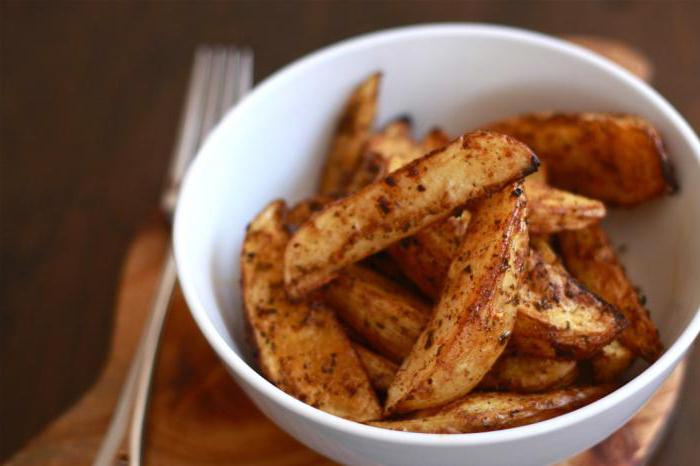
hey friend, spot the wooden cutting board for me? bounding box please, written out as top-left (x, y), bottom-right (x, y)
top-left (9, 220), bottom-right (687, 466)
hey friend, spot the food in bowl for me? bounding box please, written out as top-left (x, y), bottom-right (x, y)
top-left (240, 72), bottom-right (676, 433)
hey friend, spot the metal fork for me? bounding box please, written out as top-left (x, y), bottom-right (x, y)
top-left (93, 46), bottom-right (253, 466)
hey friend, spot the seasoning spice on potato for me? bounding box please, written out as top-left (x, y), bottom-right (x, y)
top-left (353, 344), bottom-right (399, 393)
top-left (370, 386), bottom-right (611, 434)
top-left (324, 265), bottom-right (431, 362)
top-left (241, 73), bottom-right (670, 433)
top-left (385, 182), bottom-right (529, 414)
top-left (479, 354), bottom-right (578, 393)
top-left (285, 131), bottom-right (539, 297)
top-left (510, 249), bottom-right (627, 360)
top-left (241, 201), bottom-right (381, 421)
top-left (319, 73), bottom-right (381, 195)
top-left (559, 224), bottom-right (663, 362)
top-left (486, 112), bottom-right (677, 206)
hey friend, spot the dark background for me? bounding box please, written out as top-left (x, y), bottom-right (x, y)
top-left (2, 0), bottom-right (699, 463)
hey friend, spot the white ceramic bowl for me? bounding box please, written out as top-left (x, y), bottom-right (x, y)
top-left (174, 24), bottom-right (700, 466)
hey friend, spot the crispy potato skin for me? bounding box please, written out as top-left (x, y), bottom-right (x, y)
top-left (356, 348), bottom-right (579, 394)
top-left (346, 118), bottom-right (415, 192)
top-left (388, 178), bottom-right (602, 296)
top-left (385, 183), bottom-right (529, 414)
top-left (591, 340), bottom-right (635, 383)
top-left (353, 344), bottom-right (399, 392)
top-left (391, 227), bottom-right (624, 361)
top-left (486, 112), bottom-right (676, 206)
top-left (559, 225), bottom-right (663, 362)
top-left (511, 249), bottom-right (627, 360)
top-left (370, 386), bottom-right (611, 433)
top-left (285, 131), bottom-right (539, 297)
top-left (479, 354), bottom-right (578, 393)
top-left (241, 201), bottom-right (381, 421)
top-left (319, 73), bottom-right (381, 195)
top-left (323, 265), bottom-right (431, 362)
top-left (525, 179), bottom-right (606, 234)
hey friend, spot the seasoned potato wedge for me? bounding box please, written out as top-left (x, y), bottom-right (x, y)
top-left (355, 346), bottom-right (579, 395)
top-left (387, 211), bottom-right (471, 298)
top-left (559, 225), bottom-right (663, 361)
top-left (526, 180), bottom-right (606, 234)
top-left (479, 354), bottom-right (578, 393)
top-left (241, 201), bottom-right (381, 421)
top-left (346, 117), bottom-right (415, 192)
top-left (591, 340), bottom-right (635, 383)
top-left (353, 343), bottom-right (399, 392)
top-left (371, 386), bottom-right (611, 433)
top-left (319, 73), bottom-right (381, 195)
top-left (511, 249), bottom-right (627, 359)
top-left (389, 182), bottom-right (601, 297)
top-left (486, 112), bottom-right (676, 206)
top-left (285, 131), bottom-right (539, 297)
top-left (385, 183), bottom-right (529, 414)
top-left (323, 265), bottom-right (431, 362)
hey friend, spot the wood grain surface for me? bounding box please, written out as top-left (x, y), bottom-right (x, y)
top-left (7, 224), bottom-right (687, 466)
top-left (2, 1), bottom-right (699, 464)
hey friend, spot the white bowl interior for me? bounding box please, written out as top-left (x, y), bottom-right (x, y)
top-left (174, 24), bottom-right (700, 461)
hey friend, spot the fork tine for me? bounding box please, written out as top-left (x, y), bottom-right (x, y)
top-left (197, 47), bottom-right (228, 146)
top-left (237, 47), bottom-right (254, 100)
top-left (220, 47), bottom-right (241, 112)
top-left (161, 47), bottom-right (214, 213)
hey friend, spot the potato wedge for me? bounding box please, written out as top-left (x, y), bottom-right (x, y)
top-left (387, 211), bottom-right (471, 298)
top-left (510, 249), bottom-right (627, 359)
top-left (345, 117), bottom-right (415, 192)
top-left (354, 346), bottom-right (578, 395)
top-left (319, 73), bottom-right (381, 195)
top-left (526, 180), bottom-right (606, 234)
top-left (479, 354), bottom-right (578, 393)
top-left (591, 340), bottom-right (635, 383)
top-left (370, 386), bottom-right (611, 433)
top-left (241, 201), bottom-right (380, 421)
top-left (285, 131), bottom-right (539, 297)
top-left (323, 265), bottom-right (431, 362)
top-left (559, 225), bottom-right (663, 361)
top-left (389, 181), bottom-right (601, 296)
top-left (486, 112), bottom-right (676, 206)
top-left (385, 183), bottom-right (529, 414)
top-left (353, 343), bottom-right (399, 392)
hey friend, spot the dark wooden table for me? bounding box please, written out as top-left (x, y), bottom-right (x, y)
top-left (2, 1), bottom-right (698, 463)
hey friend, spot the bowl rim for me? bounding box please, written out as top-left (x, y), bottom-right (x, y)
top-left (174, 22), bottom-right (700, 446)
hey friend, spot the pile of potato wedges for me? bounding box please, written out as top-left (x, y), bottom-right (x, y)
top-left (240, 73), bottom-right (676, 432)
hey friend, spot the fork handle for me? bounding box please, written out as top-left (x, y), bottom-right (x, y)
top-left (92, 249), bottom-right (176, 466)
top-left (128, 249), bottom-right (177, 465)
